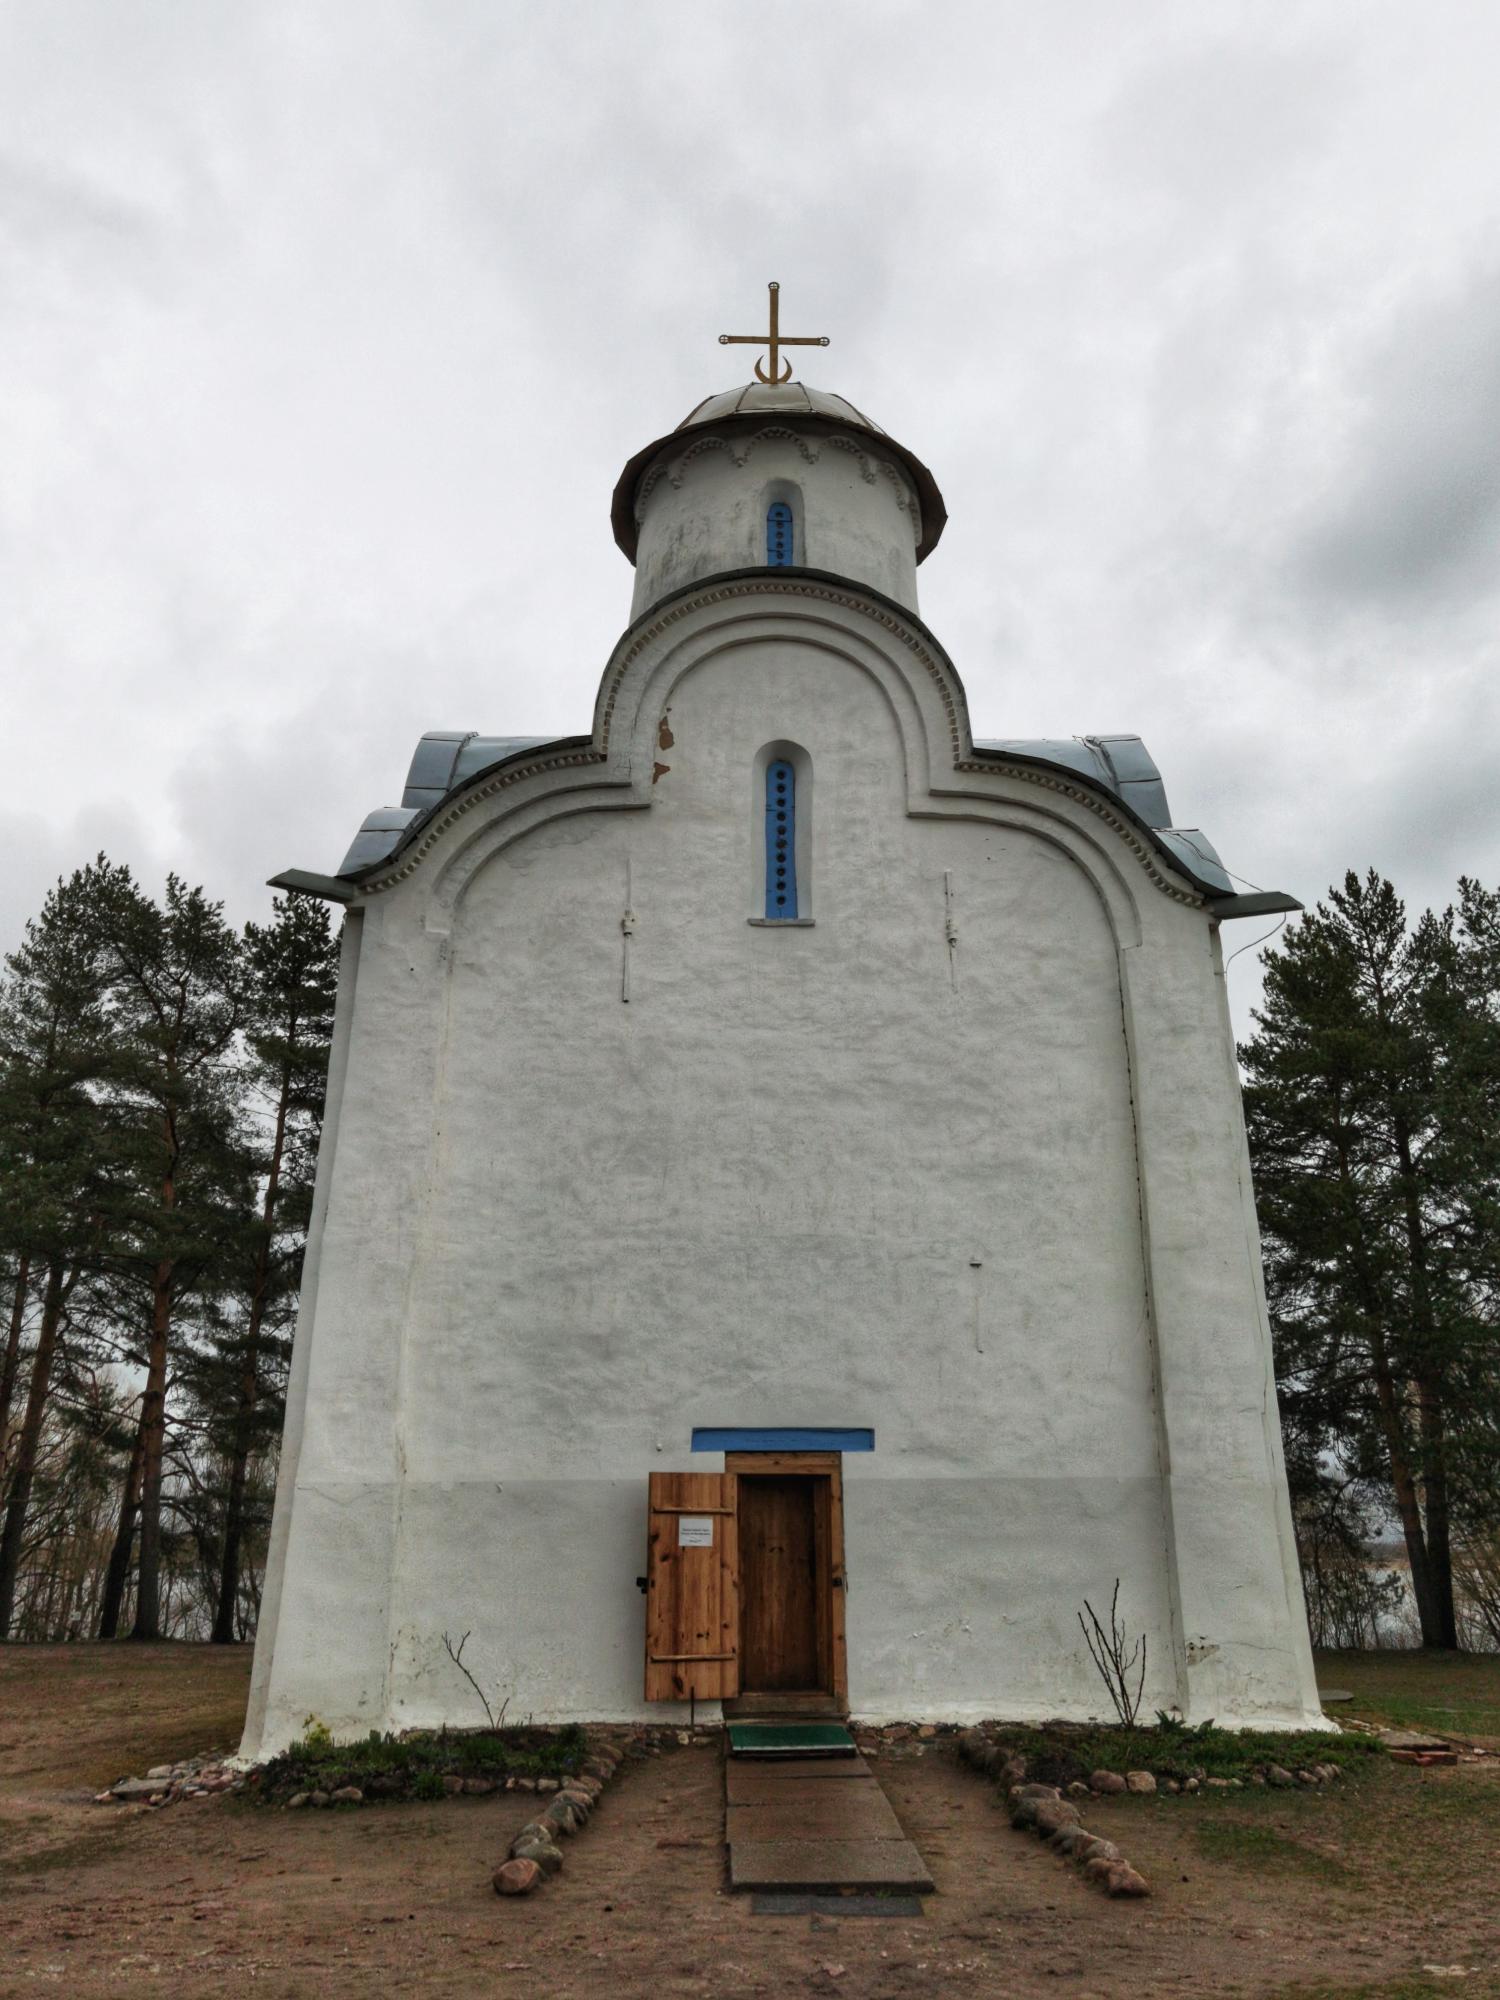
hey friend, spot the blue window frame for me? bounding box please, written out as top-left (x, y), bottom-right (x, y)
top-left (766, 500), bottom-right (794, 567)
top-left (765, 759), bottom-right (797, 918)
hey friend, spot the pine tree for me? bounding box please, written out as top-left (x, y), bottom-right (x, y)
top-left (99, 875), bottom-right (248, 1642)
top-left (0, 861), bottom-right (130, 1638)
top-left (1242, 870), bottom-right (1500, 1648)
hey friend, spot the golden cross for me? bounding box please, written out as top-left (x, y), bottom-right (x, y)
top-left (719, 281), bottom-right (829, 385)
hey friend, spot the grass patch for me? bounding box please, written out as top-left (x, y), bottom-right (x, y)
top-left (976, 1717), bottom-right (1385, 1788)
top-left (1316, 1649), bottom-right (1500, 1742)
top-left (1194, 1818), bottom-right (1352, 1884)
top-left (256, 1719), bottom-right (589, 1804)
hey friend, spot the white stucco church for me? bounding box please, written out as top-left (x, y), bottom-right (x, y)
top-left (241, 291), bottom-right (1328, 1757)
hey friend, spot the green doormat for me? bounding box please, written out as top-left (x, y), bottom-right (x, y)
top-left (728, 1722), bottom-right (857, 1757)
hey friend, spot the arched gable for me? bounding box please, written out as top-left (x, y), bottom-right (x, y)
top-left (347, 573), bottom-right (1202, 951)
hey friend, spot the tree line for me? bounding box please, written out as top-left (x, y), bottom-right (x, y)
top-left (0, 860), bottom-right (336, 1643)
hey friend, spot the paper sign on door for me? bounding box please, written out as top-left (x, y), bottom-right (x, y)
top-left (677, 1516), bottom-right (714, 1548)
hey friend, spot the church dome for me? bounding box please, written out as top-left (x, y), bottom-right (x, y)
top-left (611, 380), bottom-right (947, 573)
top-left (673, 381), bottom-right (889, 437)
top-left (612, 381), bottom-right (948, 620)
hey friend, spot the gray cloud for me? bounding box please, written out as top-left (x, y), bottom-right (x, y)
top-left (1294, 265), bottom-right (1500, 608)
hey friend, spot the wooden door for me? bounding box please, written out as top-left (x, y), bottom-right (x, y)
top-left (643, 1472), bottom-right (739, 1702)
top-left (738, 1475), bottom-right (821, 1691)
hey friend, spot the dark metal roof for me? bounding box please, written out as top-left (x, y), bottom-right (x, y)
top-left (315, 726), bottom-right (1237, 900)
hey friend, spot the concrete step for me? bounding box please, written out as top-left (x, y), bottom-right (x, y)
top-left (729, 1837), bottom-right (935, 1894)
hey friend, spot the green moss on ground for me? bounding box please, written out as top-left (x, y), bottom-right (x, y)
top-left (257, 1720), bottom-right (588, 1803)
top-left (975, 1716), bottom-right (1385, 1788)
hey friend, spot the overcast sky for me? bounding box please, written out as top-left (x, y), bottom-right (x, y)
top-left (3, 1), bottom-right (1498, 1033)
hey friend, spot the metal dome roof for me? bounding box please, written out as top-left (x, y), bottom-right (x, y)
top-left (610, 380), bottom-right (948, 565)
top-left (673, 381), bottom-right (888, 434)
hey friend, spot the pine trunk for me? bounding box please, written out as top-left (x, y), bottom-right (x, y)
top-left (1367, 1329), bottom-right (1445, 1644)
top-left (0, 1254), bottom-right (32, 1489)
top-left (1418, 1377), bottom-right (1458, 1648)
top-left (1391, 1114), bottom-right (1459, 1648)
top-left (0, 1261), bottom-right (66, 1639)
top-left (130, 1256), bottom-right (175, 1640)
top-left (213, 1081), bottom-right (291, 1644)
top-left (98, 1419), bottom-right (146, 1640)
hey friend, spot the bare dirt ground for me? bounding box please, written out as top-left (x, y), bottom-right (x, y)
top-left (3, 1645), bottom-right (1499, 2000)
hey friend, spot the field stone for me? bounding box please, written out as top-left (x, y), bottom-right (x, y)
top-left (1266, 1766), bottom-right (1295, 1788)
top-left (286, 1793), bottom-right (309, 1810)
top-left (1014, 1783), bottom-right (1062, 1801)
top-left (535, 1778), bottom-right (559, 1793)
top-left (1105, 1863), bottom-right (1150, 1898)
top-left (1124, 1771), bottom-right (1156, 1795)
top-left (1089, 1771), bottom-right (1127, 1795)
top-left (442, 1775), bottom-right (465, 1796)
top-left (309, 1791), bottom-right (330, 1808)
top-left (494, 1858), bottom-right (542, 1896)
top-left (147, 1765), bottom-right (173, 1780)
top-left (1050, 1825), bottom-right (1095, 1857)
top-left (1033, 1802), bottom-right (1083, 1838)
top-left (330, 1786), bottom-right (363, 1804)
top-left (1076, 1836), bottom-right (1122, 1864)
top-left (1066, 1781), bottom-right (1091, 1798)
top-left (463, 1778), bottom-right (496, 1795)
top-left (509, 1837), bottom-right (563, 1877)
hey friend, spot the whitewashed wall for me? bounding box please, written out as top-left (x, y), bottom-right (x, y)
top-left (242, 576), bottom-right (1326, 1755)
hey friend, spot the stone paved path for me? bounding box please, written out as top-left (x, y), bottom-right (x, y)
top-left (724, 1748), bottom-right (934, 1893)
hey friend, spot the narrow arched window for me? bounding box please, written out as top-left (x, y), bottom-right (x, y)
top-left (766, 500), bottom-right (794, 567)
top-left (765, 760), bottom-right (797, 917)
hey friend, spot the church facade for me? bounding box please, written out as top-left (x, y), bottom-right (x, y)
top-left (240, 356), bottom-right (1327, 1757)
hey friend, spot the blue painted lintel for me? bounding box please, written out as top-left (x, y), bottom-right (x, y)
top-left (691, 1427), bottom-right (874, 1453)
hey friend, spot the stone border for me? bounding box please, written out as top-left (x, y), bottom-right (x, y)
top-left (494, 1732), bottom-right (627, 1897)
top-left (95, 1751), bottom-right (245, 1808)
top-left (958, 1729), bottom-right (1150, 1899)
top-left (494, 1723), bottom-right (715, 1895)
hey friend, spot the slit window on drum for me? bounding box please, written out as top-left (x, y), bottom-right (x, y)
top-left (766, 501), bottom-right (794, 567)
top-left (764, 760), bottom-right (797, 918)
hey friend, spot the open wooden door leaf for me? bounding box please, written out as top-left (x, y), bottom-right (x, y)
top-left (644, 1471), bottom-right (739, 1702)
